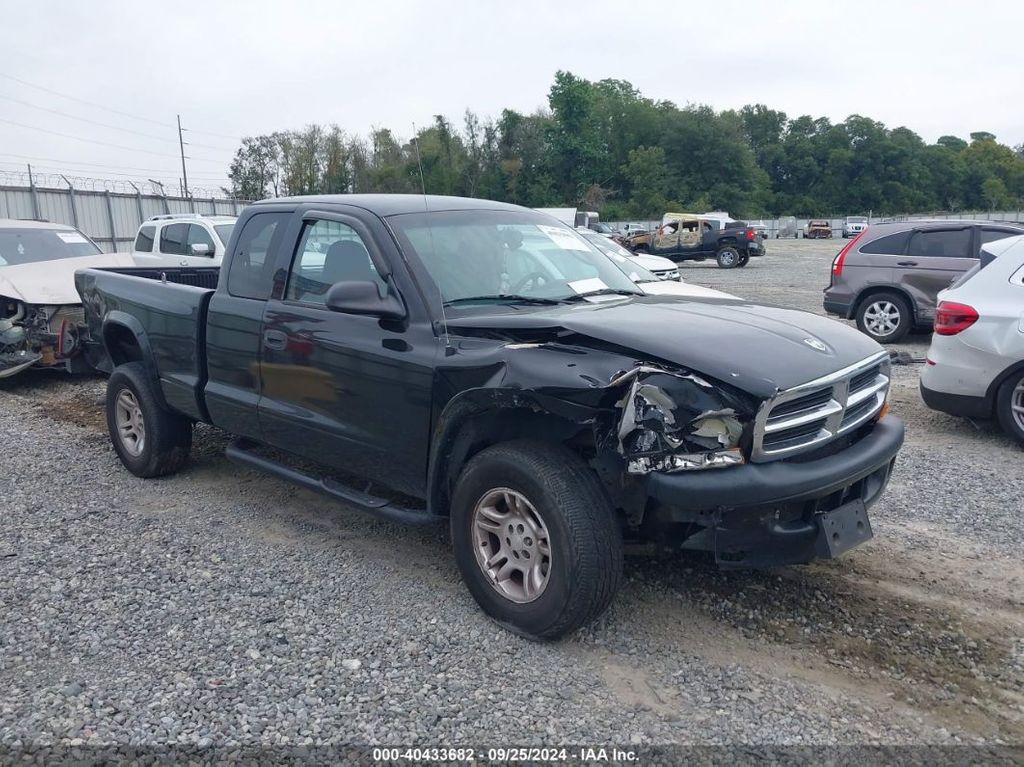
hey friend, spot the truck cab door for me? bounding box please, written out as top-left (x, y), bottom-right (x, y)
top-left (257, 211), bottom-right (436, 498)
top-left (204, 210), bottom-right (292, 441)
top-left (676, 220), bottom-right (702, 256)
top-left (652, 223), bottom-right (680, 254)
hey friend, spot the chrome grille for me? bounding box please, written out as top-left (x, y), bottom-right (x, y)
top-left (752, 352), bottom-right (890, 462)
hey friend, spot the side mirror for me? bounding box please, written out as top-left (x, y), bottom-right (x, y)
top-left (325, 281), bottom-right (405, 320)
top-left (190, 243), bottom-right (212, 256)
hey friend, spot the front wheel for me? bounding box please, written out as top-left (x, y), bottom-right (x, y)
top-left (716, 246), bottom-right (740, 269)
top-left (855, 292), bottom-right (912, 343)
top-left (450, 440), bottom-right (623, 640)
top-left (996, 370), bottom-right (1024, 447)
top-left (106, 362), bottom-right (192, 477)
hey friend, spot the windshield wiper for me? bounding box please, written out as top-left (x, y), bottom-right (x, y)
top-left (563, 288), bottom-right (642, 301)
top-left (443, 294), bottom-right (564, 307)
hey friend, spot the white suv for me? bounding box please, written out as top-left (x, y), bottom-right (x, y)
top-left (920, 234), bottom-right (1024, 444)
top-left (131, 214), bottom-right (236, 268)
top-left (842, 216), bottom-right (869, 238)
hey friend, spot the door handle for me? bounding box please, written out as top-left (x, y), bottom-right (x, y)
top-left (897, 261), bottom-right (918, 267)
top-left (263, 329), bottom-right (288, 350)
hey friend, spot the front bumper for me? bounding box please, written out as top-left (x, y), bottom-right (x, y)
top-left (643, 416), bottom-right (904, 567)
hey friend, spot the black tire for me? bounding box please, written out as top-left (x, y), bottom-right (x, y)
top-left (716, 246), bottom-right (740, 269)
top-left (855, 291), bottom-right (912, 344)
top-left (995, 369), bottom-right (1024, 447)
top-left (450, 440), bottom-right (623, 640)
top-left (106, 362), bottom-right (192, 478)
top-left (737, 254), bottom-right (750, 268)
top-left (634, 245), bottom-right (649, 254)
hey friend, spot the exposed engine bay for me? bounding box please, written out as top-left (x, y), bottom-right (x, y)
top-left (0, 296), bottom-right (85, 378)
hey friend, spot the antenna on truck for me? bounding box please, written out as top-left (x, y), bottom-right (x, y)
top-left (411, 123), bottom-right (451, 353)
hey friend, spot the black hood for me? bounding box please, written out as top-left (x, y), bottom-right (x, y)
top-left (444, 296), bottom-right (885, 399)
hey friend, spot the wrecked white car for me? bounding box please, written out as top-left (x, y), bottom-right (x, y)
top-left (0, 219), bottom-right (135, 378)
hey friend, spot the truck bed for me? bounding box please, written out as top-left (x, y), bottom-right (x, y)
top-left (75, 267), bottom-right (218, 421)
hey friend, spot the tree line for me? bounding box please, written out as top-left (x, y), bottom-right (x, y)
top-left (227, 71), bottom-right (1024, 219)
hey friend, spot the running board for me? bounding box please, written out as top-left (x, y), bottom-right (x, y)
top-left (225, 439), bottom-right (437, 526)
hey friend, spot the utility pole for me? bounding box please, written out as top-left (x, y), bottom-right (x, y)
top-left (177, 114), bottom-right (190, 198)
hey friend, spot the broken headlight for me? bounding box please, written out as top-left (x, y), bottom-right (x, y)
top-left (615, 367), bottom-right (751, 474)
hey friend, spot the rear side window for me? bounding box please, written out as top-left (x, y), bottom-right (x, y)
top-left (227, 212), bottom-right (290, 300)
top-left (135, 225), bottom-right (155, 253)
top-left (160, 223), bottom-right (188, 255)
top-left (859, 231), bottom-right (910, 255)
top-left (980, 228), bottom-right (1018, 248)
top-left (907, 229), bottom-right (971, 258)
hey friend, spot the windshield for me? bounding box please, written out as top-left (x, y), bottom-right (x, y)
top-left (848, 216), bottom-right (868, 223)
top-left (389, 209), bottom-right (642, 305)
top-left (214, 223), bottom-right (235, 246)
top-left (576, 230), bottom-right (659, 282)
top-left (0, 228), bottom-right (102, 266)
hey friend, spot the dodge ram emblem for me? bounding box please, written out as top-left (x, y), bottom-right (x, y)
top-left (803, 337), bottom-right (829, 352)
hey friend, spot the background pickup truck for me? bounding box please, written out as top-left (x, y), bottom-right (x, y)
top-left (76, 194), bottom-right (904, 640)
top-left (623, 216), bottom-right (764, 268)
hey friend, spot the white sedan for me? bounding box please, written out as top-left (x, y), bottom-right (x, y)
top-left (920, 234), bottom-right (1024, 444)
top-left (577, 227), bottom-right (680, 281)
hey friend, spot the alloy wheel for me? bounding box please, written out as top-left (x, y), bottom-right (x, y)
top-left (863, 300), bottom-right (901, 338)
top-left (471, 488), bottom-right (551, 604)
top-left (115, 389), bottom-right (146, 456)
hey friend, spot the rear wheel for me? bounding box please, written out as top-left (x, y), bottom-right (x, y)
top-left (716, 247), bottom-right (740, 269)
top-left (737, 254), bottom-right (750, 268)
top-left (995, 370), bottom-right (1024, 446)
top-left (450, 440), bottom-right (623, 640)
top-left (855, 291), bottom-right (912, 343)
top-left (106, 362), bottom-right (192, 478)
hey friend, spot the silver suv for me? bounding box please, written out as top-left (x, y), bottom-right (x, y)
top-left (823, 220), bottom-right (1024, 343)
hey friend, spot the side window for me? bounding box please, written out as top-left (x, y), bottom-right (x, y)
top-left (186, 224), bottom-right (216, 254)
top-left (907, 229), bottom-right (971, 258)
top-left (134, 225), bottom-right (155, 253)
top-left (227, 213), bottom-right (289, 300)
top-left (286, 219), bottom-right (384, 305)
top-left (159, 223), bottom-right (188, 255)
top-left (860, 231), bottom-right (910, 255)
top-left (980, 228), bottom-right (1017, 247)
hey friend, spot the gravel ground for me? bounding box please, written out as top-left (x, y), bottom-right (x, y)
top-left (1, 239), bottom-right (1022, 758)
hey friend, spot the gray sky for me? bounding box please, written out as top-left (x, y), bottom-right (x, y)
top-left (2, 0), bottom-right (1022, 195)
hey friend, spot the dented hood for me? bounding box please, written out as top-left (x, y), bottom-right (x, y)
top-left (446, 296), bottom-right (884, 399)
top-left (0, 252), bottom-right (136, 304)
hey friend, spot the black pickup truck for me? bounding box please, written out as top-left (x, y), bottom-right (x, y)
top-left (76, 195), bottom-right (904, 639)
top-left (624, 217), bottom-right (765, 268)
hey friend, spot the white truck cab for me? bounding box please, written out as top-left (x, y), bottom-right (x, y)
top-left (131, 214), bottom-right (236, 268)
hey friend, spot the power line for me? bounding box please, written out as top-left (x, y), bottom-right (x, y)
top-left (0, 93), bottom-right (236, 151)
top-left (0, 162), bottom-right (231, 184)
top-left (0, 117), bottom-right (227, 162)
top-left (0, 150), bottom-right (225, 174)
top-left (0, 71), bottom-right (244, 141)
top-left (0, 152), bottom-right (229, 178)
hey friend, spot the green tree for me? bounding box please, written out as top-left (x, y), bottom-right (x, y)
top-left (228, 135), bottom-right (281, 199)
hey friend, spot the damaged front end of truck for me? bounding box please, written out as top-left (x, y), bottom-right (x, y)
top-left (0, 297), bottom-right (86, 379)
top-left (432, 320), bottom-right (899, 569)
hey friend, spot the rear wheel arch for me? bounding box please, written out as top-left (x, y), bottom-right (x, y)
top-left (427, 393), bottom-right (599, 518)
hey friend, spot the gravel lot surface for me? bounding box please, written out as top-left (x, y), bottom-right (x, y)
top-left (1, 239), bottom-right (1022, 756)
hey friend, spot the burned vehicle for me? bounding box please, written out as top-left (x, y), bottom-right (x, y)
top-left (76, 195), bottom-right (905, 639)
top-left (623, 216), bottom-right (764, 268)
top-left (0, 219), bottom-right (135, 378)
top-left (805, 219), bottom-right (833, 239)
